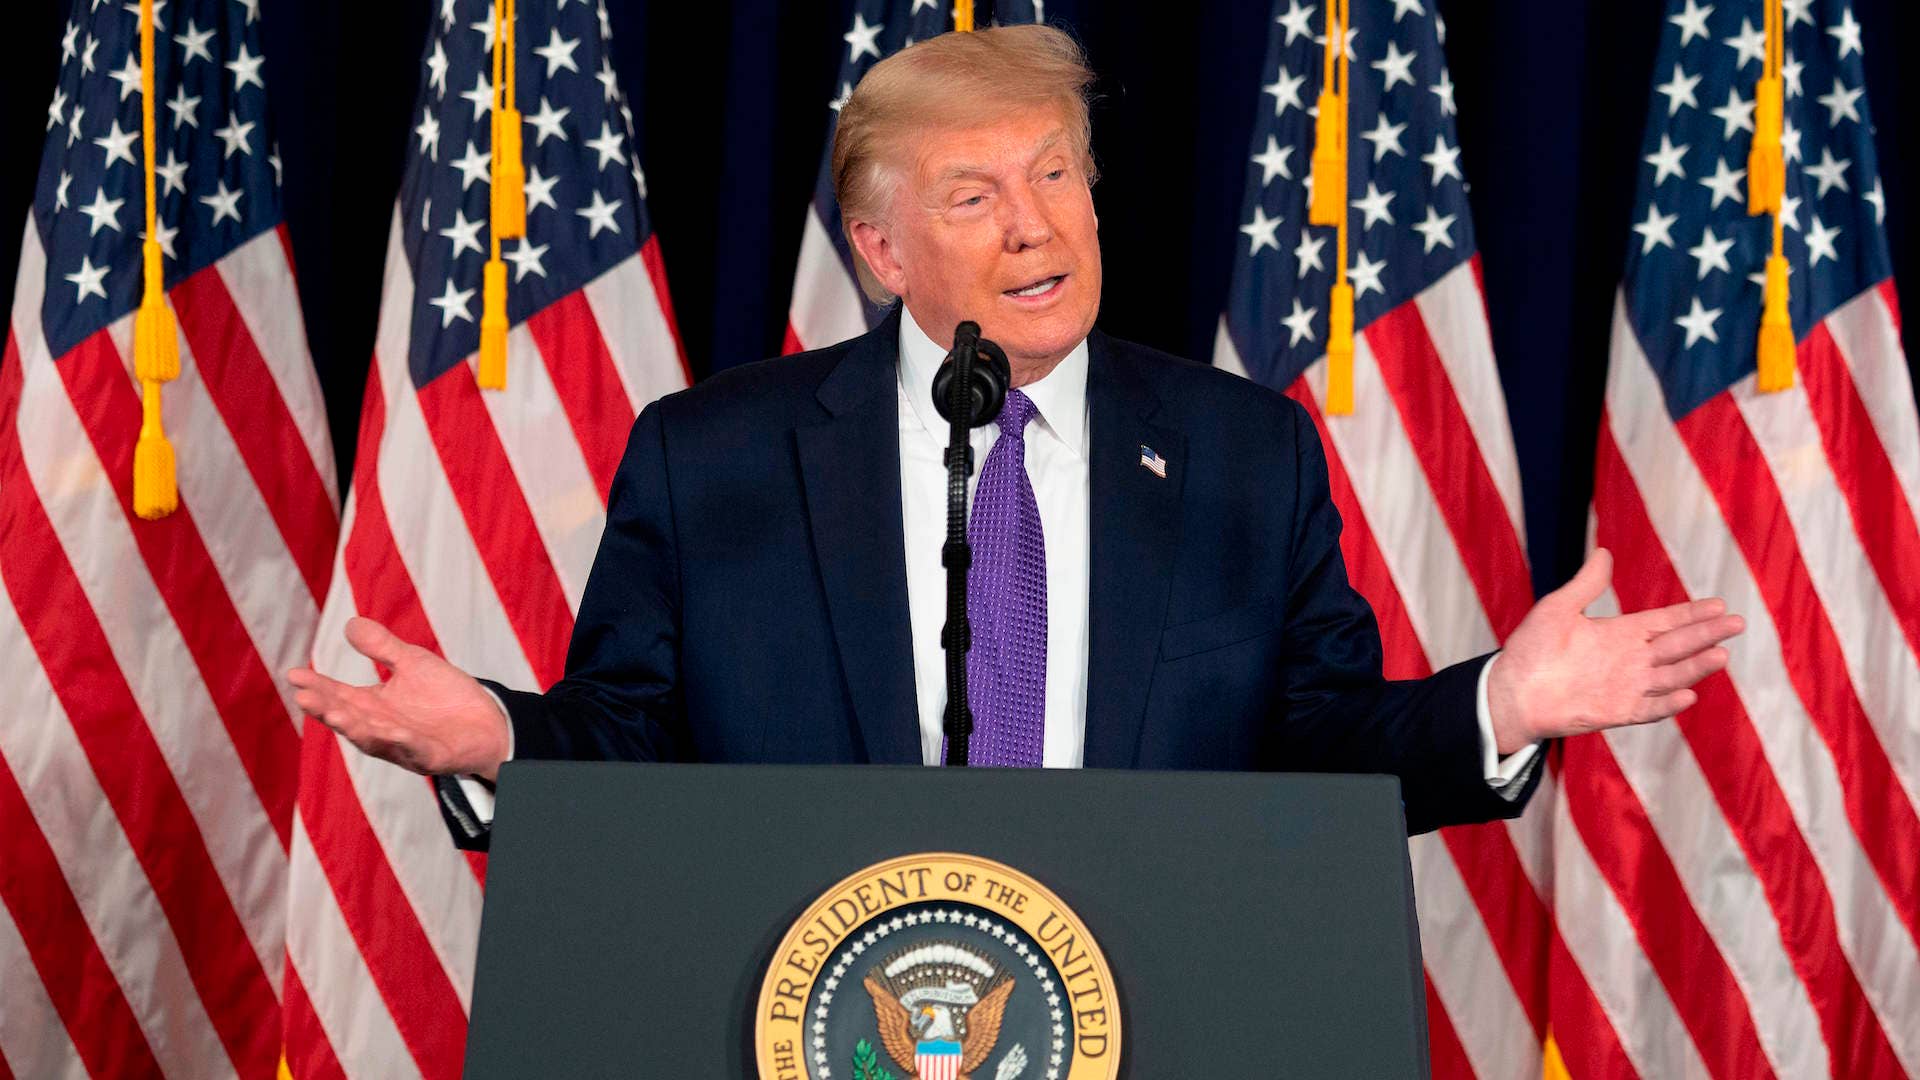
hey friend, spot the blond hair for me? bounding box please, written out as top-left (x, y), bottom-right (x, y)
top-left (830, 24), bottom-right (1098, 304)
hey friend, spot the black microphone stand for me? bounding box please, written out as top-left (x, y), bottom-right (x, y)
top-left (934, 321), bottom-right (1009, 767)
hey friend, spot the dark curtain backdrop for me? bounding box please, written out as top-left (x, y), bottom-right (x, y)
top-left (3, 0), bottom-right (1914, 597)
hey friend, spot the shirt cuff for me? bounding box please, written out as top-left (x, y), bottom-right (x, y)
top-left (455, 686), bottom-right (515, 826)
top-left (1477, 652), bottom-right (1539, 800)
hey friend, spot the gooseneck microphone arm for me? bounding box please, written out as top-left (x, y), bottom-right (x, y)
top-left (932, 320), bottom-right (1010, 767)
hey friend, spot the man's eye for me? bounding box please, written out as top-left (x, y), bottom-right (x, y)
top-left (1043, 169), bottom-right (1065, 182)
top-left (959, 195), bottom-right (984, 207)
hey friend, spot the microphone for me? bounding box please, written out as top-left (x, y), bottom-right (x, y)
top-left (932, 321), bottom-right (1011, 428)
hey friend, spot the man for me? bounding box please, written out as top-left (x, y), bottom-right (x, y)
top-left (289, 26), bottom-right (1741, 847)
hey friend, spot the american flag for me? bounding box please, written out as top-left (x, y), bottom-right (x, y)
top-left (1212, 1), bottom-right (1566, 1077)
top-left (0, 0), bottom-right (335, 1076)
top-left (282, 0), bottom-right (688, 1076)
top-left (783, 0), bottom-right (1040, 355)
top-left (1559, 0), bottom-right (1919, 1075)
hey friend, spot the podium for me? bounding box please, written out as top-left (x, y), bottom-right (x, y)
top-left (463, 762), bottom-right (1431, 1078)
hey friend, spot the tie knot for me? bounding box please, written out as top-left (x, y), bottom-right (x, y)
top-left (998, 389), bottom-right (1038, 434)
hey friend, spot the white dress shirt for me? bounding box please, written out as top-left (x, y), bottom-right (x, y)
top-left (461, 314), bottom-right (1537, 823)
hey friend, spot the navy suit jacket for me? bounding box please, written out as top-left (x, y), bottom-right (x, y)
top-left (439, 309), bottom-right (1541, 848)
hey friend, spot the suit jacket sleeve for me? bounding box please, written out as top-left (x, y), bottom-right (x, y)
top-left (1272, 398), bottom-right (1542, 834)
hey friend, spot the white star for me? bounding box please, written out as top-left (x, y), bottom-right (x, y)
top-left (524, 165), bottom-right (559, 213)
top-left (1780, 191), bottom-right (1802, 232)
top-left (93, 119), bottom-right (138, 169)
top-left (452, 140), bottom-right (491, 190)
top-left (64, 255), bottom-right (109, 303)
top-left (67, 105), bottom-right (85, 148)
top-left (1251, 136), bottom-right (1293, 185)
top-left (1698, 156), bottom-right (1745, 209)
top-left (911, 0), bottom-right (936, 10)
top-left (1828, 7), bottom-right (1862, 58)
top-left (142, 218), bottom-right (178, 260)
top-left (46, 87), bottom-right (66, 132)
top-left (598, 0), bottom-right (612, 40)
top-left (1674, 296), bottom-right (1722, 347)
top-left (439, 209), bottom-right (485, 259)
top-left (61, 21), bottom-right (78, 63)
top-left (1655, 63), bottom-right (1700, 116)
top-left (534, 28), bottom-right (581, 77)
top-left (843, 13), bottom-right (883, 62)
top-left (426, 40), bottom-right (449, 97)
top-left (1805, 147), bottom-right (1851, 198)
top-left (1783, 0), bottom-right (1813, 28)
top-left (1781, 118), bottom-right (1802, 163)
top-left (526, 96), bottom-right (570, 145)
top-left (576, 189), bottom-right (623, 237)
top-left (1276, 0), bottom-right (1316, 43)
top-left (200, 179), bottom-right (243, 226)
top-left (1644, 133), bottom-right (1688, 185)
top-left (109, 53), bottom-right (143, 101)
top-left (123, 0), bottom-right (165, 29)
top-left (1348, 250), bottom-right (1387, 298)
top-left (1359, 113), bottom-right (1406, 161)
top-left (1817, 80), bottom-right (1863, 126)
top-left (79, 187), bottom-right (124, 236)
top-left (461, 72), bottom-right (494, 122)
top-left (1294, 231), bottom-right (1326, 277)
top-left (1314, 26), bottom-right (1359, 61)
top-left (472, 4), bottom-right (498, 52)
top-left (269, 149), bottom-right (282, 185)
top-left (1709, 87), bottom-right (1754, 139)
top-left (235, 0), bottom-right (259, 24)
top-left (156, 150), bottom-right (187, 196)
top-left (177, 19), bottom-right (214, 65)
top-left (1804, 213), bottom-right (1841, 265)
top-left (1239, 205), bottom-right (1282, 255)
top-left (428, 278), bottom-right (475, 327)
top-left (1669, 0), bottom-right (1713, 46)
top-left (1281, 297), bottom-right (1316, 344)
top-left (80, 35), bottom-right (98, 75)
top-left (215, 113), bottom-right (255, 159)
top-left (166, 84), bottom-right (200, 129)
top-left (415, 107), bottom-right (441, 160)
top-left (226, 43), bottom-right (266, 92)
top-left (586, 120), bottom-right (625, 169)
top-left (1633, 203), bottom-right (1677, 253)
top-left (1389, 0), bottom-right (1423, 21)
top-left (1865, 178), bottom-right (1885, 225)
top-left (1725, 18), bottom-right (1767, 69)
top-left (505, 239), bottom-right (549, 283)
top-left (597, 56), bottom-right (620, 102)
top-left (1782, 56), bottom-right (1804, 98)
top-left (1430, 68), bottom-right (1456, 116)
top-left (54, 171), bottom-right (71, 210)
top-left (1263, 67), bottom-right (1306, 117)
top-left (1413, 204), bottom-right (1456, 253)
top-left (828, 81), bottom-right (853, 112)
top-left (1371, 41), bottom-right (1416, 92)
top-left (1687, 225), bottom-right (1734, 279)
top-left (1351, 181), bottom-right (1396, 229)
top-left (1420, 134), bottom-right (1461, 185)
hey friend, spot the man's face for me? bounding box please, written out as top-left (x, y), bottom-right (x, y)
top-left (851, 103), bottom-right (1102, 383)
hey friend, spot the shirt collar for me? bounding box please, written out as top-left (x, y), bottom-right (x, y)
top-left (896, 305), bottom-right (1089, 457)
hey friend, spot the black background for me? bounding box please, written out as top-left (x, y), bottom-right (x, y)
top-left (2, 0), bottom-right (1913, 596)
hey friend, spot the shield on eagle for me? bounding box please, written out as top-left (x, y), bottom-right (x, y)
top-left (864, 941), bottom-right (1015, 1080)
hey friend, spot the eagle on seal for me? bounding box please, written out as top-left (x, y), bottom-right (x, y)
top-left (863, 941), bottom-right (1015, 1079)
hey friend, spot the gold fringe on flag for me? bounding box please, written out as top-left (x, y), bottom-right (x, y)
top-left (1751, 0), bottom-right (1794, 392)
top-left (133, 0), bottom-right (179, 517)
top-left (1310, 0), bottom-right (1355, 414)
top-left (477, 0), bottom-right (518, 390)
top-left (954, 0), bottom-right (975, 33)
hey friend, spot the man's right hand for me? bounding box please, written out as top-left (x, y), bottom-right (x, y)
top-left (287, 616), bottom-right (512, 780)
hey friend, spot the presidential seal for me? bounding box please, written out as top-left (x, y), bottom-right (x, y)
top-left (755, 853), bottom-right (1120, 1080)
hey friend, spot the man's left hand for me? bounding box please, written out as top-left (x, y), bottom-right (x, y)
top-left (1486, 547), bottom-right (1744, 755)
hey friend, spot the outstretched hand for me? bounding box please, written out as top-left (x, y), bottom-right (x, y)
top-left (287, 616), bottom-right (512, 780)
top-left (1486, 548), bottom-right (1744, 755)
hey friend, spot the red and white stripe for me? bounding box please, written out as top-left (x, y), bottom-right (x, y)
top-left (1549, 285), bottom-right (1920, 1079)
top-left (281, 210), bottom-right (688, 1080)
top-left (785, 204), bottom-right (871, 355)
top-left (1216, 257), bottom-right (1581, 1080)
top-left (0, 219), bottom-right (339, 1078)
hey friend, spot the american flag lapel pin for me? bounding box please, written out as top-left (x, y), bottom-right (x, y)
top-left (1139, 444), bottom-right (1168, 479)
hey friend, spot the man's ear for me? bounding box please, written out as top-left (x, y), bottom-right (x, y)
top-left (848, 218), bottom-right (909, 299)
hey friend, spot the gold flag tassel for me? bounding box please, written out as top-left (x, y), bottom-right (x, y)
top-left (133, 0), bottom-right (178, 517)
top-left (477, 0), bottom-right (517, 390)
top-left (1313, 0), bottom-right (1355, 414)
top-left (1751, 0), bottom-right (1793, 391)
top-left (494, 0), bottom-right (527, 239)
top-left (954, 0), bottom-right (974, 32)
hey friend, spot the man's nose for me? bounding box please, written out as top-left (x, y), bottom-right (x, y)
top-left (1000, 181), bottom-right (1054, 252)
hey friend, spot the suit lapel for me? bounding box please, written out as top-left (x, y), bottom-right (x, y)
top-left (795, 310), bottom-right (923, 765)
top-left (1083, 333), bottom-right (1185, 769)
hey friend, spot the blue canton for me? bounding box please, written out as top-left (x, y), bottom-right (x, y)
top-left (34, 0), bottom-right (284, 360)
top-left (1623, 0), bottom-right (1893, 420)
top-left (401, 0), bottom-right (655, 388)
top-left (1223, 0), bottom-right (1476, 391)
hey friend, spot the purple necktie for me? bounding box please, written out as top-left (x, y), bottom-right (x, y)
top-left (958, 389), bottom-right (1046, 767)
